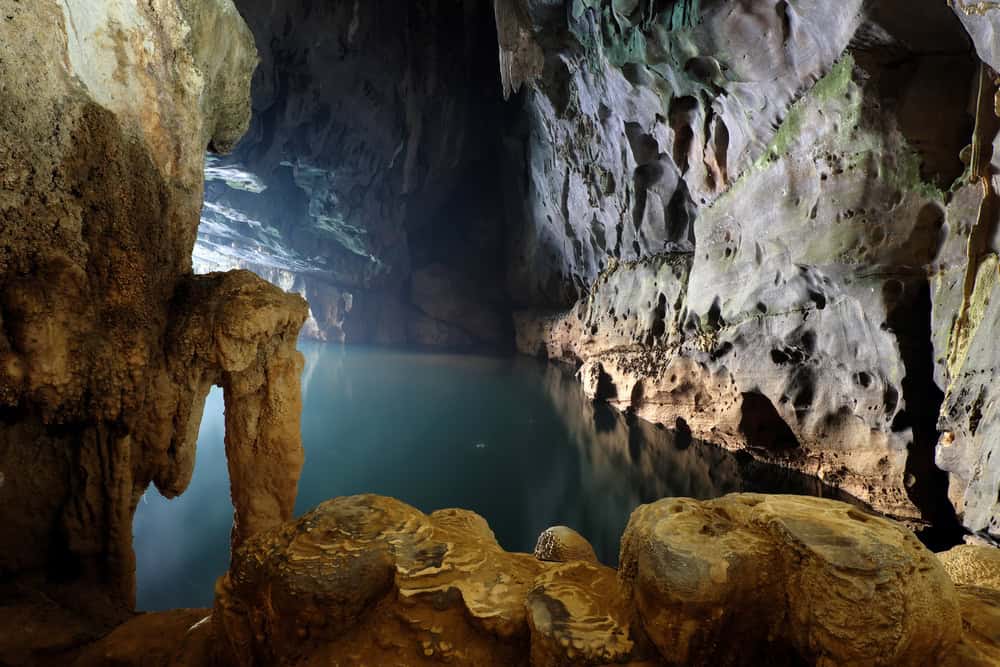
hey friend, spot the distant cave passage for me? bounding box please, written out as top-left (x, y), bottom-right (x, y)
top-left (739, 392), bottom-right (800, 452)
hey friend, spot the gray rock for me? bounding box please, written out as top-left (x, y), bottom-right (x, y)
top-left (515, 1), bottom-right (984, 530)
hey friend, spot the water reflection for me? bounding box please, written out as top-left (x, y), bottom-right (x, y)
top-left (133, 343), bottom-right (853, 611)
top-left (535, 362), bottom-right (855, 560)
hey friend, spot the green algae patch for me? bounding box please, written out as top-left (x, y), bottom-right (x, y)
top-left (882, 148), bottom-right (947, 203)
top-left (756, 55), bottom-right (856, 167)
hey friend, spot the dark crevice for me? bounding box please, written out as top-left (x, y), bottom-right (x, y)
top-left (666, 179), bottom-right (696, 246)
top-left (668, 95), bottom-right (697, 174)
top-left (739, 392), bottom-right (800, 452)
top-left (886, 279), bottom-right (964, 549)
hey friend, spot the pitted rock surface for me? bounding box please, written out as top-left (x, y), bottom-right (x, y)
top-left (516, 12), bottom-right (981, 531)
top-left (213, 494), bottom-right (642, 667)
top-left (940, 545), bottom-right (1000, 591)
top-left (209, 493), bottom-right (984, 667)
top-left (618, 494), bottom-right (963, 666)
top-left (533, 526), bottom-right (599, 564)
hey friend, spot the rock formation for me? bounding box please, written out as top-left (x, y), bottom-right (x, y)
top-left (938, 544), bottom-right (1000, 667)
top-left (507, 0), bottom-right (1000, 541)
top-left (619, 494), bottom-right (961, 666)
top-left (68, 494), bottom-right (993, 667)
top-left (931, 2), bottom-right (1000, 542)
top-left (532, 525), bottom-right (599, 563)
top-left (147, 0), bottom-right (1000, 539)
top-left (191, 0), bottom-right (514, 350)
top-left (0, 1), bottom-right (307, 662)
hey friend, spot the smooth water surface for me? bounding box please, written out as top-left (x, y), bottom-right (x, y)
top-left (133, 342), bottom-right (843, 610)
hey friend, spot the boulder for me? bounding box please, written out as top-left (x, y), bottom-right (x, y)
top-left (619, 494), bottom-right (962, 666)
top-left (212, 495), bottom-right (645, 666)
top-left (938, 544), bottom-right (1000, 666)
top-left (533, 526), bottom-right (599, 564)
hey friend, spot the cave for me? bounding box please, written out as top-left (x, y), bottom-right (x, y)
top-left (3, 0), bottom-right (1000, 665)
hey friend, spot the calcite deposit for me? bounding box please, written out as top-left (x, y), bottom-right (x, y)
top-left (128, 494), bottom-right (992, 667)
top-left (0, 0), bottom-right (306, 662)
top-left (3, 0), bottom-right (1000, 665)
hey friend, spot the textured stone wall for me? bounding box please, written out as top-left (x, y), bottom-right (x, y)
top-left (509, 0), bottom-right (1000, 540)
top-left (932, 0), bottom-right (1000, 543)
top-left (0, 1), bottom-right (307, 659)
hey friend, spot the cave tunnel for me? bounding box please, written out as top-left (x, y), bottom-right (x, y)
top-left (193, 0), bottom-right (517, 351)
top-left (4, 0), bottom-right (1000, 664)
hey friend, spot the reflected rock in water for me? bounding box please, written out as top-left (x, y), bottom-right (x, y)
top-left (534, 360), bottom-right (859, 562)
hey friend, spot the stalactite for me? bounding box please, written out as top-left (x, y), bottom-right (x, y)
top-left (946, 63), bottom-right (1000, 383)
top-left (493, 0), bottom-right (543, 100)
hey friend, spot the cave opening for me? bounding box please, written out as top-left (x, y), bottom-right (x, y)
top-left (193, 0), bottom-right (517, 350)
top-left (132, 388), bottom-right (232, 611)
top-left (9, 0), bottom-right (1000, 661)
top-left (128, 0), bottom-right (986, 611)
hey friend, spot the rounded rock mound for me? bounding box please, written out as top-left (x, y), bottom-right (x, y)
top-left (618, 493), bottom-right (963, 667)
top-left (533, 526), bottom-right (599, 564)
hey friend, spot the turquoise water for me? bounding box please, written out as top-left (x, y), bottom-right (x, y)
top-left (132, 343), bottom-right (843, 611)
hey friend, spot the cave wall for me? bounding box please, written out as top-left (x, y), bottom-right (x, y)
top-left (931, 1), bottom-right (1000, 541)
top-left (0, 1), bottom-right (307, 658)
top-left (189, 0), bottom-right (1000, 538)
top-left (198, 0), bottom-right (514, 350)
top-left (508, 0), bottom-right (1000, 540)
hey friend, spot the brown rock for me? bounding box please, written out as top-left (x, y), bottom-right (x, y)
top-left (209, 493), bottom-right (983, 667)
top-left (163, 270), bottom-right (308, 550)
top-left (0, 0), bottom-right (306, 658)
top-left (947, 585), bottom-right (1000, 667)
top-left (526, 561), bottom-right (648, 666)
top-left (938, 544), bottom-right (1000, 665)
top-left (0, 590), bottom-right (98, 666)
top-left (213, 494), bottom-right (640, 667)
top-left (533, 526), bottom-right (599, 564)
top-left (939, 545), bottom-right (1000, 590)
top-left (70, 609), bottom-right (212, 667)
top-left (618, 494), bottom-right (962, 666)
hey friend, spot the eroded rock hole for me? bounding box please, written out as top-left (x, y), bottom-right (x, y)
top-left (739, 393), bottom-right (800, 452)
top-left (668, 95), bottom-right (698, 173)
